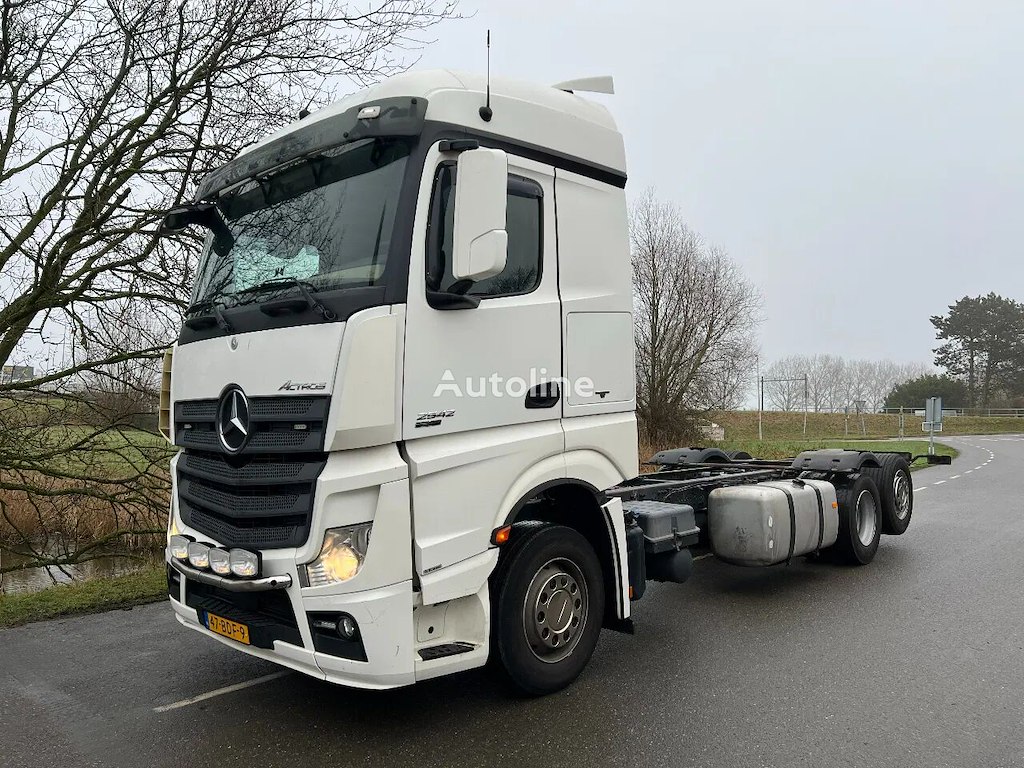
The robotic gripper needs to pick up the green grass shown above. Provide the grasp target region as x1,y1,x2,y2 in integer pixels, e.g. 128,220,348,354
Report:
710,410,1024,441
0,565,166,628
4,425,174,478
708,439,958,469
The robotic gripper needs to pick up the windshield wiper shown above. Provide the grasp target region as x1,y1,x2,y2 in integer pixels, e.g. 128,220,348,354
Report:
237,277,338,322
184,298,235,333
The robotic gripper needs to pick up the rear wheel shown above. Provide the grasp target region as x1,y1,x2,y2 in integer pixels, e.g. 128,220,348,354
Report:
832,474,882,565
490,524,604,695
863,454,914,535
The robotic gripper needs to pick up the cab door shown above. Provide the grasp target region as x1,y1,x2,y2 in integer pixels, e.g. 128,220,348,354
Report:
401,148,564,577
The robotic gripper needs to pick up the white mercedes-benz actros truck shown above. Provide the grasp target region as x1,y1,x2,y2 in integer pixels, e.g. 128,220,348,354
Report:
160,69,947,694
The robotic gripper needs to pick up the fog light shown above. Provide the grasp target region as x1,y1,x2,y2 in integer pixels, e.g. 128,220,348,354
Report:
169,535,191,561
337,614,358,640
187,542,211,569
208,548,231,576
229,549,259,578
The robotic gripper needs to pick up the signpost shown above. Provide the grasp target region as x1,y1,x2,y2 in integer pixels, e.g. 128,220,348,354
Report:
923,396,943,455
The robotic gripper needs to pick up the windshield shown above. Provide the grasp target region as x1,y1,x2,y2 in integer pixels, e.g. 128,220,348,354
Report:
190,138,411,306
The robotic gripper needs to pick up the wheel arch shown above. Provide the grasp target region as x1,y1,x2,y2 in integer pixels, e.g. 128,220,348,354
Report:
500,478,626,627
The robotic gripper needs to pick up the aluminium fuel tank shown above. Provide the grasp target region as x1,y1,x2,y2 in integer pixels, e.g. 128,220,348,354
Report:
708,478,839,566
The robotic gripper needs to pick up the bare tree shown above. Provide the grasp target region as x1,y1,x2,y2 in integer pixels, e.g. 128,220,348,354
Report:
631,189,762,445
0,0,456,575
763,354,932,413
810,354,847,412
762,356,806,411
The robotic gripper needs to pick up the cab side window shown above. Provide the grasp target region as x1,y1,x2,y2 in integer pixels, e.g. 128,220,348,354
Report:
426,163,543,298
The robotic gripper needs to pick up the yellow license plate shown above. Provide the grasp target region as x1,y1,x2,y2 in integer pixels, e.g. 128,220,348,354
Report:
205,611,250,645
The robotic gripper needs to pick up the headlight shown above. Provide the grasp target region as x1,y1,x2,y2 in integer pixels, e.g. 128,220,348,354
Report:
229,549,260,578
167,513,180,544
303,524,372,587
169,535,191,560
208,548,231,576
187,542,211,569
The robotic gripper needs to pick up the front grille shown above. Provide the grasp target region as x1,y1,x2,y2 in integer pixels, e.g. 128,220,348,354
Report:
174,395,329,455
180,452,323,485
183,502,307,549
179,400,218,420
180,477,306,517
175,395,329,549
250,397,323,418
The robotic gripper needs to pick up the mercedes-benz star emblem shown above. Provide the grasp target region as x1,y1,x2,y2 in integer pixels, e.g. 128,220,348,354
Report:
217,386,250,453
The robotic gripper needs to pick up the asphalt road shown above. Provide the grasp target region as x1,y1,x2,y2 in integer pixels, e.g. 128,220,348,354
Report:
2,437,1023,768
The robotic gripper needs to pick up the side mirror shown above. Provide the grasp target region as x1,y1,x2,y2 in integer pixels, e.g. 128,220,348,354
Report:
160,202,235,255
452,148,507,283
161,205,200,234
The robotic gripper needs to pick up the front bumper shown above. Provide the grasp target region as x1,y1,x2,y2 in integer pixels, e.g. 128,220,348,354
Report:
169,567,416,689
166,442,424,688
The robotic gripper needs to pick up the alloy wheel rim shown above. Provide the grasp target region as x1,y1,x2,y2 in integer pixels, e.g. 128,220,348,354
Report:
893,470,912,521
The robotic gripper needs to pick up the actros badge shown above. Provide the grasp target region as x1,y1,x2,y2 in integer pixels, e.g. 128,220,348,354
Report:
278,380,327,392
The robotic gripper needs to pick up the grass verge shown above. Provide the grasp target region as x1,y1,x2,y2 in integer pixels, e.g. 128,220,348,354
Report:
709,439,958,469
0,565,166,629
710,410,1024,440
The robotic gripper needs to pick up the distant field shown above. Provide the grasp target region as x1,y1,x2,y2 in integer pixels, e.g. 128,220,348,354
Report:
710,410,1024,441
3,426,173,478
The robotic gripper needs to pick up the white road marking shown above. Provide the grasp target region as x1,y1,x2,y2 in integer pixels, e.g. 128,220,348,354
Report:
934,480,947,485
965,470,973,474
914,487,927,492
950,475,961,479
153,671,290,713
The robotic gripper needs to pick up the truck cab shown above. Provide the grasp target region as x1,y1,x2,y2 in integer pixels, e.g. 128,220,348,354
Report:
162,70,640,693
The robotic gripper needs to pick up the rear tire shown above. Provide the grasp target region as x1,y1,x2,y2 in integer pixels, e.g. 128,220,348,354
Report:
832,474,882,565
863,454,914,535
490,524,604,695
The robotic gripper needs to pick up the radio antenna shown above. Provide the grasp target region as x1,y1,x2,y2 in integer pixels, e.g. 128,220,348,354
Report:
479,29,493,122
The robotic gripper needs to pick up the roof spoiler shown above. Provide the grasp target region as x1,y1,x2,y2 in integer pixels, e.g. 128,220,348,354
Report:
552,76,614,95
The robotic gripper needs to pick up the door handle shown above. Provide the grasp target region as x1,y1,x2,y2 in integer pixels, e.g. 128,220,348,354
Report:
525,382,561,409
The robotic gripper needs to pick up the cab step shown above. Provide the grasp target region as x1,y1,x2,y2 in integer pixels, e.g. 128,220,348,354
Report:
418,642,476,661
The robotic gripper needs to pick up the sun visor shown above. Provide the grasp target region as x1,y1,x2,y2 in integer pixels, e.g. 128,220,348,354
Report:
194,96,428,201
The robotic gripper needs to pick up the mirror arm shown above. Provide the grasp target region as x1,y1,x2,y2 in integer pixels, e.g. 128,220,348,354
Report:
426,289,481,311
447,278,474,296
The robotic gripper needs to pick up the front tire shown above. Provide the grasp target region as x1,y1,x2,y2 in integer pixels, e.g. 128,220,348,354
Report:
833,474,882,565
491,524,604,695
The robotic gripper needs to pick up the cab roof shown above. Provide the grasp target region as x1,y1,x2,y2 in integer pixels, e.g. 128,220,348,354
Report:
239,69,627,179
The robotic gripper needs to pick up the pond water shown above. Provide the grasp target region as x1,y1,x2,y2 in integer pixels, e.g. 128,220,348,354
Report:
0,547,164,595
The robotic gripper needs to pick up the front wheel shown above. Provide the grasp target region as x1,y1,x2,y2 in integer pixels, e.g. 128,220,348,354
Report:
832,474,882,565
490,524,605,695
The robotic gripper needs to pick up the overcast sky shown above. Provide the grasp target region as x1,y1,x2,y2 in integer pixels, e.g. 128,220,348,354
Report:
416,0,1024,369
